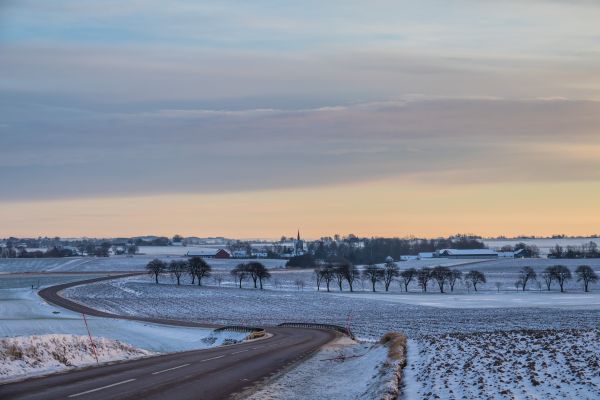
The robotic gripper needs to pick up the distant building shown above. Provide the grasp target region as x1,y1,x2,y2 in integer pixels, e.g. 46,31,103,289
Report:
498,249,525,258
437,249,499,259
185,248,231,259
232,250,248,258
418,252,435,259
251,248,268,258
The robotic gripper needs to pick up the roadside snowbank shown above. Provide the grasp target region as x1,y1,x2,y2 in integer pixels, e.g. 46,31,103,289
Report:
0,334,152,383
243,333,407,400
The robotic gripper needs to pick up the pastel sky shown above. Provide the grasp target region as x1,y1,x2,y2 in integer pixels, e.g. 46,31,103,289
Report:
1,0,600,238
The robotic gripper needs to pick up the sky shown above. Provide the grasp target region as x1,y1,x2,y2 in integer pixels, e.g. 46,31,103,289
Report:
1,0,600,239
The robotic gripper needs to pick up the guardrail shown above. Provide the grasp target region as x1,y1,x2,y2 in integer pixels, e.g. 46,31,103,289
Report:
214,325,266,339
278,322,355,340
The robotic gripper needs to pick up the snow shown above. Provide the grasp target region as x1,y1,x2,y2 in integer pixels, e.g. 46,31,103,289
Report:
61,273,600,398
332,291,600,309
0,334,152,383
62,276,600,340
409,329,600,399
0,256,287,273
0,274,249,358
244,337,402,400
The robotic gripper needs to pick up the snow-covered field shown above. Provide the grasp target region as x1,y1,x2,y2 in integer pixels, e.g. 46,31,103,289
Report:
407,329,600,399
63,276,600,340
0,277,249,383
334,291,600,309
0,334,152,383
0,256,287,273
62,274,600,399
0,287,245,352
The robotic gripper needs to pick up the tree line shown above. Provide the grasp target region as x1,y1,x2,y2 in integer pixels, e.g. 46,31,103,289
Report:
520,265,599,293
548,242,600,259
146,257,212,285
145,258,272,290
309,234,486,265
313,262,487,293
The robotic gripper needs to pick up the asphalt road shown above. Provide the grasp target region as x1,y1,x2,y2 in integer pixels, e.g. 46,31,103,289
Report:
0,275,338,400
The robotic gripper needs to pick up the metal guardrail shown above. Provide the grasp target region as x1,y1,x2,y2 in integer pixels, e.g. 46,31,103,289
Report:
214,325,266,340
278,322,355,340
214,325,264,333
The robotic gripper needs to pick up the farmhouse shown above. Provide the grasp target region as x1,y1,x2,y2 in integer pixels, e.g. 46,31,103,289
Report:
185,248,231,259
437,249,499,259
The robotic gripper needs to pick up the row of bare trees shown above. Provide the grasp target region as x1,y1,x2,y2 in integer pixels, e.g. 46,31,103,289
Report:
145,257,211,285
520,265,598,293
313,262,487,293
230,262,271,289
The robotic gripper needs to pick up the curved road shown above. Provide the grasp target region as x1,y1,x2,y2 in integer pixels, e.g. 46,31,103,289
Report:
0,275,338,400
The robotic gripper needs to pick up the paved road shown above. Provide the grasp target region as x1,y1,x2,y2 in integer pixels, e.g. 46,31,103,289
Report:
0,275,338,400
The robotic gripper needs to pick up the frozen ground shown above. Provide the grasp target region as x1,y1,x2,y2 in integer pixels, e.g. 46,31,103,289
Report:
0,288,245,353
0,256,287,273
0,334,152,383
63,276,600,340
407,329,600,399
245,337,401,400
333,291,600,309
61,274,600,399
0,275,247,355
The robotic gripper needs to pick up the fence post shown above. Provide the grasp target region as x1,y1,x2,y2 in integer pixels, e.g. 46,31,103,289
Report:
82,313,99,364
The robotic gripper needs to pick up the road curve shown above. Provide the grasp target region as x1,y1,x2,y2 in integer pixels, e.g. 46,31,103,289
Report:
0,274,338,400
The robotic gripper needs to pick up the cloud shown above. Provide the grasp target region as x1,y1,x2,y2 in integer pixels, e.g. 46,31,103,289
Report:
1,98,600,202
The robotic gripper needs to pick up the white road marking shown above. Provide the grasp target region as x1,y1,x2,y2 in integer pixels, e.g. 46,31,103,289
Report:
68,379,136,398
200,355,225,362
151,363,191,375
231,349,249,355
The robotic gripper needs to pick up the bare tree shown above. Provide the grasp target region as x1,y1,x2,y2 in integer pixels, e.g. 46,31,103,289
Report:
400,268,417,292
255,264,271,289
495,282,502,292
514,279,522,291
294,278,305,291
431,266,451,293
189,256,211,286
465,270,486,291
519,266,537,291
575,265,598,292
169,260,187,285
448,270,462,292
146,259,166,284
340,262,360,292
231,263,248,288
362,264,384,292
549,265,572,293
212,273,224,287
383,261,400,292
246,262,269,289
334,264,345,291
417,267,432,292
319,263,335,292
542,269,553,291
314,265,324,291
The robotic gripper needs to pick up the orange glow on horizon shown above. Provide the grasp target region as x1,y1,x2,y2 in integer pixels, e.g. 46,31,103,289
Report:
1,179,599,239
